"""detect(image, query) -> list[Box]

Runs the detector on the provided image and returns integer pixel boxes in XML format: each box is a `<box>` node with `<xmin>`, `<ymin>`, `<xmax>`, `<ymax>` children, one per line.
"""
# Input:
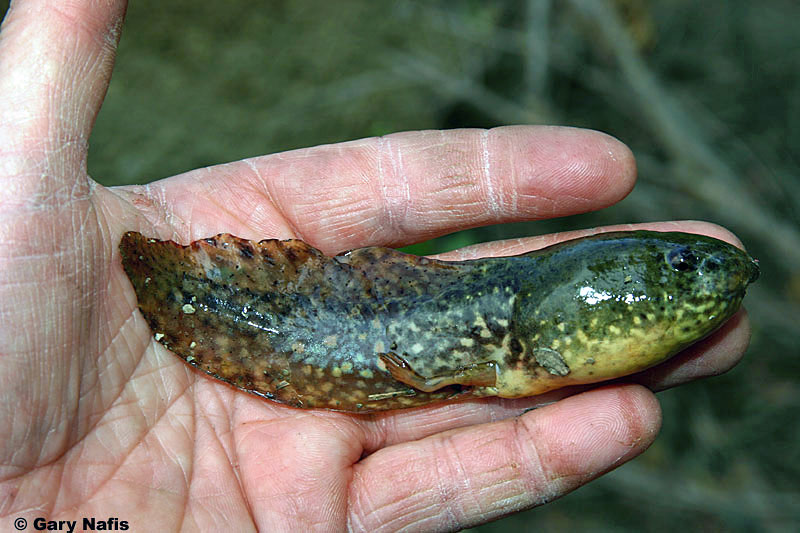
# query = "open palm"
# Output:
<box><xmin>0</xmin><ymin>2</ymin><xmax>752</xmax><ymax>531</ymax></box>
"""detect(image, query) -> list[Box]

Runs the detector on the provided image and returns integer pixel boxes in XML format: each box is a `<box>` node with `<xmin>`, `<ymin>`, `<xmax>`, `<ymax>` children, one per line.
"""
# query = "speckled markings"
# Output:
<box><xmin>119</xmin><ymin>230</ymin><xmax>758</xmax><ymax>412</ymax></box>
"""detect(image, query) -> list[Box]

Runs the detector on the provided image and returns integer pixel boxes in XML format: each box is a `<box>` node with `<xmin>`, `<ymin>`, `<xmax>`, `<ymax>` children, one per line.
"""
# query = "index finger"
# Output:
<box><xmin>121</xmin><ymin>126</ymin><xmax>636</xmax><ymax>252</ymax></box>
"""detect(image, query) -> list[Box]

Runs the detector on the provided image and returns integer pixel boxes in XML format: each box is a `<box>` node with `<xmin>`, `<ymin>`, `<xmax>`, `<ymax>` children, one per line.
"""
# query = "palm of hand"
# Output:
<box><xmin>0</xmin><ymin>3</ymin><xmax>751</xmax><ymax>531</ymax></box>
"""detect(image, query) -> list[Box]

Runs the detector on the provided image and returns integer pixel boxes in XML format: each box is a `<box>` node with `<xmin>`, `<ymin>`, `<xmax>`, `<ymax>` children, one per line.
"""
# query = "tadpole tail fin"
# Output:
<box><xmin>118</xmin><ymin>231</ymin><xmax>343</xmax><ymax>408</ymax></box>
<box><xmin>120</xmin><ymin>231</ymin><xmax>334</xmax><ymax>294</ymax></box>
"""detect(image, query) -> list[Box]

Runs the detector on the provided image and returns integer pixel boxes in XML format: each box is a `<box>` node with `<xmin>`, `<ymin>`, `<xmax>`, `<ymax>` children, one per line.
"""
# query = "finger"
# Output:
<box><xmin>358</xmin><ymin>310</ymin><xmax>746</xmax><ymax>450</ymax></box>
<box><xmin>436</xmin><ymin>219</ymin><xmax>747</xmax><ymax>260</ymax></box>
<box><xmin>234</xmin><ymin>410</ymin><xmax>365</xmax><ymax>530</ymax></box>
<box><xmin>348</xmin><ymin>385</ymin><xmax>661</xmax><ymax>531</ymax></box>
<box><xmin>0</xmin><ymin>0</ymin><xmax>126</xmax><ymax>170</ymax></box>
<box><xmin>352</xmin><ymin>392</ymin><xmax>573</xmax><ymax>454</ymax></box>
<box><xmin>117</xmin><ymin>126</ymin><xmax>636</xmax><ymax>251</ymax></box>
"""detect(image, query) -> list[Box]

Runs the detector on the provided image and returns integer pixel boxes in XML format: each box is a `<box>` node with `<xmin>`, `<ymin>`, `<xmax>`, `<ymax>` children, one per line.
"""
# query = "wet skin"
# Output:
<box><xmin>120</xmin><ymin>230</ymin><xmax>758</xmax><ymax>412</ymax></box>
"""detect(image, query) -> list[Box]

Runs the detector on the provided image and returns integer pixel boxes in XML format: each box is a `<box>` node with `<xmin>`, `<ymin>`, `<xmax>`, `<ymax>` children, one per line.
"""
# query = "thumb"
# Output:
<box><xmin>0</xmin><ymin>0</ymin><xmax>126</xmax><ymax>199</ymax></box>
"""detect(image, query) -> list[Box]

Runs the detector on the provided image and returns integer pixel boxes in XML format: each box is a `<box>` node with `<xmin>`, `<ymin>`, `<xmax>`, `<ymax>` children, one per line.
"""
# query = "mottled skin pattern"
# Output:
<box><xmin>119</xmin><ymin>230</ymin><xmax>758</xmax><ymax>412</ymax></box>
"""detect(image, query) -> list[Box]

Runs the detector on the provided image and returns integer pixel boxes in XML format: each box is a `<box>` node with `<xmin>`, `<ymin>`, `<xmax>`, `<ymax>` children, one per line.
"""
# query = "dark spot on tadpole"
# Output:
<box><xmin>239</xmin><ymin>244</ymin><xmax>255</xmax><ymax>259</ymax></box>
<box><xmin>386</xmin><ymin>301</ymin><xmax>401</xmax><ymax>314</ymax></box>
<box><xmin>260</xmin><ymin>249</ymin><xmax>277</xmax><ymax>265</ymax></box>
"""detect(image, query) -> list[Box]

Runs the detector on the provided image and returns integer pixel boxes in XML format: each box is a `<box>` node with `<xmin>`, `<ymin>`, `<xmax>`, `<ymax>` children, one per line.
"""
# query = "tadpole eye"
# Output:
<box><xmin>667</xmin><ymin>247</ymin><xmax>699</xmax><ymax>272</ymax></box>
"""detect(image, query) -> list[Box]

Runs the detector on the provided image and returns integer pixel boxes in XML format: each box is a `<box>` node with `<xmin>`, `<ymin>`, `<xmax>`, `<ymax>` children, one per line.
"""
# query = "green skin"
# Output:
<box><xmin>120</xmin><ymin>230</ymin><xmax>759</xmax><ymax>412</ymax></box>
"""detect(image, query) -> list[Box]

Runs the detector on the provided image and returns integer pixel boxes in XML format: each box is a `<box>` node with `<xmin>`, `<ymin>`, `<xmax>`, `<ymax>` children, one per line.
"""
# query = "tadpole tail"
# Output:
<box><xmin>118</xmin><ymin>231</ymin><xmax>483</xmax><ymax>411</ymax></box>
<box><xmin>119</xmin><ymin>231</ymin><xmax>343</xmax><ymax>408</ymax></box>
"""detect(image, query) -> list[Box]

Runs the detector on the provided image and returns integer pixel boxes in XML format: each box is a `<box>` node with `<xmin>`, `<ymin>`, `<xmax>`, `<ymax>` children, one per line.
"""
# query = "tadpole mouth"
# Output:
<box><xmin>718</xmin><ymin>250</ymin><xmax>759</xmax><ymax>297</ymax></box>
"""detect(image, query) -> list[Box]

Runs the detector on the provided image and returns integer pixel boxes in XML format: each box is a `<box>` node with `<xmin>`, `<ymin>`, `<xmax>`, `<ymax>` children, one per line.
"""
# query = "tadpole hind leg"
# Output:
<box><xmin>379</xmin><ymin>352</ymin><xmax>498</xmax><ymax>392</ymax></box>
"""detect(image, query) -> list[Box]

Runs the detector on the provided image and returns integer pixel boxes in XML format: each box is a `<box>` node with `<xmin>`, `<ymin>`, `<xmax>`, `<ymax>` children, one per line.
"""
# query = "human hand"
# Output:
<box><xmin>0</xmin><ymin>1</ymin><xmax>751</xmax><ymax>531</ymax></box>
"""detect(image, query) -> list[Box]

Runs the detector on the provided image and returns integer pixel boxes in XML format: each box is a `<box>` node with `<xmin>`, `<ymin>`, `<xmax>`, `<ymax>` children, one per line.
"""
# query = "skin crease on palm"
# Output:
<box><xmin>0</xmin><ymin>1</ymin><xmax>753</xmax><ymax>532</ymax></box>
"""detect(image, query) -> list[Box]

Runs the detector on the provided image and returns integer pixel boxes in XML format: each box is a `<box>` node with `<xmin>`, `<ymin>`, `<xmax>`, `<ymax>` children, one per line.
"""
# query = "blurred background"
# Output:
<box><xmin>4</xmin><ymin>0</ymin><xmax>798</xmax><ymax>530</ymax></box>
